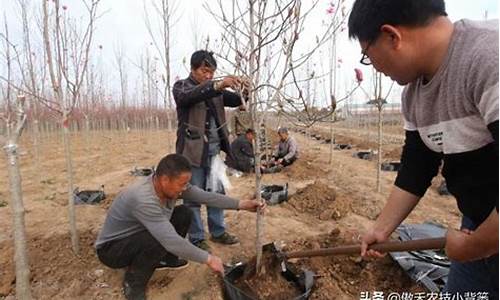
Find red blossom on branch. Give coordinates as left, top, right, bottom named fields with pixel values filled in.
left=354, top=68, right=363, bottom=83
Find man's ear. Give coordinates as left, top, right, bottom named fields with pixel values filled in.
left=380, top=24, right=403, bottom=50
left=158, top=175, right=171, bottom=186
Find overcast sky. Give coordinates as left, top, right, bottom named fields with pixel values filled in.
left=1, top=0, right=498, bottom=106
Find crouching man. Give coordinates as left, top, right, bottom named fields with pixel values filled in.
left=273, top=127, right=299, bottom=167
left=226, top=128, right=256, bottom=173
left=262, top=127, right=299, bottom=173
left=95, top=154, right=264, bottom=300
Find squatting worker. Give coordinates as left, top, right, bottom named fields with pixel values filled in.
left=173, top=50, right=249, bottom=251
left=348, top=0, right=498, bottom=296
left=226, top=128, right=256, bottom=173
left=95, top=154, right=264, bottom=300
left=273, top=127, right=299, bottom=167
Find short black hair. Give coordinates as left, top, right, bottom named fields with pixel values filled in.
left=348, top=0, right=447, bottom=42
left=277, top=127, right=288, bottom=134
left=190, top=50, right=217, bottom=70
left=155, top=154, right=192, bottom=178
left=246, top=128, right=255, bottom=135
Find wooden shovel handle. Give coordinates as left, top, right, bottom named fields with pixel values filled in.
left=284, top=237, right=446, bottom=259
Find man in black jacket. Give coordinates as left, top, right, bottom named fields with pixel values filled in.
left=172, top=50, right=246, bottom=251
left=226, top=128, right=255, bottom=173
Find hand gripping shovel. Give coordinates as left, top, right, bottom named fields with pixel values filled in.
left=244, top=237, right=446, bottom=278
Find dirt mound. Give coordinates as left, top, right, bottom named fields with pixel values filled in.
left=0, top=229, right=123, bottom=299
left=0, top=229, right=173, bottom=299
left=280, top=153, right=328, bottom=180
left=286, top=182, right=348, bottom=220
left=231, top=230, right=423, bottom=300
left=283, top=231, right=424, bottom=299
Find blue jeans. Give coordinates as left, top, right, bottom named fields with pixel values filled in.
left=185, top=147, right=226, bottom=243
left=444, top=217, right=499, bottom=299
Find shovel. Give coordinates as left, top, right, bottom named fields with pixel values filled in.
left=244, top=237, right=446, bottom=278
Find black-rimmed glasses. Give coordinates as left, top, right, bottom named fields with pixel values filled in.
left=360, top=40, right=374, bottom=66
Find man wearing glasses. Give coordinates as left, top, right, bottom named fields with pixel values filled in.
left=349, top=0, right=498, bottom=296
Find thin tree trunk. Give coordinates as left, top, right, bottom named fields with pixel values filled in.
left=84, top=115, right=91, bottom=163
left=247, top=0, right=265, bottom=273
left=329, top=113, right=335, bottom=160
left=62, top=114, right=79, bottom=254
left=4, top=96, right=32, bottom=299
left=376, top=107, right=382, bottom=192
left=167, top=110, right=172, bottom=131
left=328, top=33, right=336, bottom=165
left=5, top=142, right=32, bottom=300
left=32, top=119, right=41, bottom=180
left=376, top=72, right=383, bottom=193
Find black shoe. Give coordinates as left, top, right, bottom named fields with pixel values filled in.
left=193, top=240, right=211, bottom=252
left=122, top=279, right=146, bottom=300
left=156, top=258, right=189, bottom=270
left=210, top=232, right=240, bottom=245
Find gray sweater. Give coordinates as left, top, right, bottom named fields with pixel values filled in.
left=275, top=136, right=299, bottom=161
left=95, top=176, right=239, bottom=263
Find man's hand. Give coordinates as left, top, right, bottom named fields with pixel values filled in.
left=360, top=228, right=390, bottom=258
left=206, top=254, right=224, bottom=274
left=446, top=210, right=499, bottom=262
left=238, top=199, right=266, bottom=213
left=218, top=76, right=242, bottom=90
left=277, top=158, right=284, bottom=165
left=358, top=187, right=420, bottom=259
left=445, top=228, right=474, bottom=262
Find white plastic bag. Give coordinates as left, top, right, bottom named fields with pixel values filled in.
left=208, top=154, right=232, bottom=192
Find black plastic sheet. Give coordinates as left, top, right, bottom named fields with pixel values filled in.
left=261, top=184, right=288, bottom=205
left=381, top=161, right=401, bottom=171
left=130, top=167, right=155, bottom=176
left=390, top=222, right=450, bottom=292
left=73, top=187, right=106, bottom=205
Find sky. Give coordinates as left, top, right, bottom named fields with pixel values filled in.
left=1, top=0, right=498, bottom=106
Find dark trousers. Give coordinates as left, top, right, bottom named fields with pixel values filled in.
left=444, top=216, right=499, bottom=299
left=275, top=154, right=297, bottom=167
left=96, top=205, right=193, bottom=292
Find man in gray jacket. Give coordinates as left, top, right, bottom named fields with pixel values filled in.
left=95, top=154, right=263, bottom=300
left=273, top=127, right=299, bottom=167
left=173, top=50, right=247, bottom=250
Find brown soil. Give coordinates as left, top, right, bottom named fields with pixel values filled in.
left=229, top=228, right=423, bottom=300
left=286, top=181, right=349, bottom=220
left=382, top=147, right=403, bottom=161
left=234, top=267, right=301, bottom=300
left=283, top=230, right=425, bottom=299
left=0, top=128, right=461, bottom=299
left=310, top=124, right=404, bottom=162
left=281, top=153, right=329, bottom=180
left=0, top=229, right=124, bottom=299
